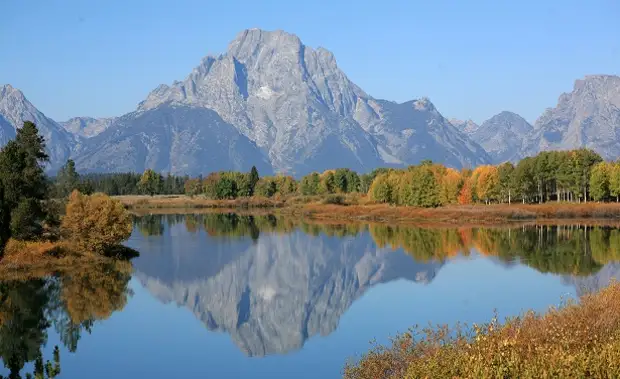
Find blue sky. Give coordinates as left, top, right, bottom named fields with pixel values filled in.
left=1, top=0, right=618, bottom=124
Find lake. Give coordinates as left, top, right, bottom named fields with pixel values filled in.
left=1, top=213, right=620, bottom=378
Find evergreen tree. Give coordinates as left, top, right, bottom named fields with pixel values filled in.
left=0, top=122, right=50, bottom=241
left=55, top=159, right=80, bottom=198
left=249, top=166, right=260, bottom=196
left=610, top=163, right=620, bottom=202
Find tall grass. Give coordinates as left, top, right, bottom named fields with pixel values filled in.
left=344, top=281, right=620, bottom=378
left=117, top=195, right=620, bottom=224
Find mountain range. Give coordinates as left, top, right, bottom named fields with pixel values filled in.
left=1, top=29, right=619, bottom=175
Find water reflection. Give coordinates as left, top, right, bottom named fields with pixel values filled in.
left=130, top=214, right=620, bottom=358
left=0, top=260, right=134, bottom=378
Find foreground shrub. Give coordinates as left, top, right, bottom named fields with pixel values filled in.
left=61, top=190, right=133, bottom=252
left=322, top=194, right=346, bottom=205
left=344, top=281, right=620, bottom=379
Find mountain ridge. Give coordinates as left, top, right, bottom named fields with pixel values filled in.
left=0, top=31, right=618, bottom=175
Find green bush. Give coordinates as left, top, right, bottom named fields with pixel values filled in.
left=10, top=198, right=44, bottom=240
left=322, top=194, right=346, bottom=205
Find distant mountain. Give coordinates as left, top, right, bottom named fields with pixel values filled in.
left=60, top=116, right=116, bottom=138
left=0, top=84, right=75, bottom=170
left=522, top=75, right=620, bottom=160
left=126, top=28, right=490, bottom=175
left=73, top=104, right=273, bottom=175
left=467, top=111, right=533, bottom=163
left=131, top=224, right=442, bottom=356
left=450, top=118, right=480, bottom=134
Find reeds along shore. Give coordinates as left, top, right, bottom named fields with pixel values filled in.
left=343, top=281, right=620, bottom=379
left=116, top=194, right=620, bottom=224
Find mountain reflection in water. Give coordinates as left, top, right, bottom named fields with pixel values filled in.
left=130, top=214, right=620, bottom=356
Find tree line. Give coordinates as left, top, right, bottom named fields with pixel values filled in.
left=53, top=164, right=188, bottom=197
left=49, top=142, right=619, bottom=207
left=115, top=148, right=618, bottom=207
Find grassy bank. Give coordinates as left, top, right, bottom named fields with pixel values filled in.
left=344, top=281, right=620, bottom=378
left=0, top=239, right=138, bottom=280
left=118, top=194, right=620, bottom=225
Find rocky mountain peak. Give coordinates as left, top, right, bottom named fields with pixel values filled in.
left=413, top=97, right=436, bottom=112
left=0, top=84, right=25, bottom=103
left=60, top=116, right=116, bottom=138
left=0, top=84, right=74, bottom=169
left=522, top=74, right=620, bottom=161
left=485, top=111, right=533, bottom=135
left=227, top=29, right=303, bottom=62
left=463, top=111, right=533, bottom=164
left=449, top=118, right=480, bottom=134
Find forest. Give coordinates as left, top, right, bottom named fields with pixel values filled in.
left=58, top=148, right=620, bottom=208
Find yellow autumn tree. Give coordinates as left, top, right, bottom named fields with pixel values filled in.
left=61, top=190, right=133, bottom=253
left=473, top=165, right=500, bottom=204
left=439, top=168, right=463, bottom=205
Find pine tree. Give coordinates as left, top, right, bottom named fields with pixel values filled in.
left=55, top=159, right=80, bottom=197
left=0, top=122, right=50, bottom=240
left=249, top=166, right=260, bottom=196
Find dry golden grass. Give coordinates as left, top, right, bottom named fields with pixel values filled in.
left=0, top=239, right=115, bottom=280
left=344, top=281, right=620, bottom=379
left=117, top=195, right=620, bottom=225
left=116, top=194, right=286, bottom=209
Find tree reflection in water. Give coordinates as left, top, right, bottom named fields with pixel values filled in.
left=0, top=257, right=135, bottom=378
left=136, top=213, right=620, bottom=277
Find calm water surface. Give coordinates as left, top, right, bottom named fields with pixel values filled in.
left=2, top=214, right=620, bottom=378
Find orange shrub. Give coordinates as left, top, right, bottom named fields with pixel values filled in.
left=61, top=190, right=133, bottom=253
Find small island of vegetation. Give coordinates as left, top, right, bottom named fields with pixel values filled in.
left=0, top=121, right=135, bottom=273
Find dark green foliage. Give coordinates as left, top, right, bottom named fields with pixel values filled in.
left=319, top=172, right=337, bottom=194
left=334, top=168, right=361, bottom=193
left=215, top=177, right=237, bottom=199
left=54, top=159, right=80, bottom=198
left=249, top=166, right=260, bottom=195
left=322, top=194, right=346, bottom=205
left=254, top=178, right=277, bottom=197
left=300, top=173, right=321, bottom=195
left=0, top=122, right=51, bottom=244
left=10, top=199, right=44, bottom=240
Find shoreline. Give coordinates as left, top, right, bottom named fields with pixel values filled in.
left=117, top=195, right=620, bottom=227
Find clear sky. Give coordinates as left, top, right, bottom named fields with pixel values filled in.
left=1, top=0, right=618, bottom=124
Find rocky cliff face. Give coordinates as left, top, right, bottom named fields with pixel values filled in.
left=467, top=111, right=533, bottom=163
left=450, top=119, right=480, bottom=134
left=132, top=225, right=441, bottom=356
left=129, top=29, right=490, bottom=175
left=0, top=84, right=75, bottom=170
left=60, top=116, right=116, bottom=138
left=73, top=104, right=273, bottom=175
left=522, top=75, right=620, bottom=160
